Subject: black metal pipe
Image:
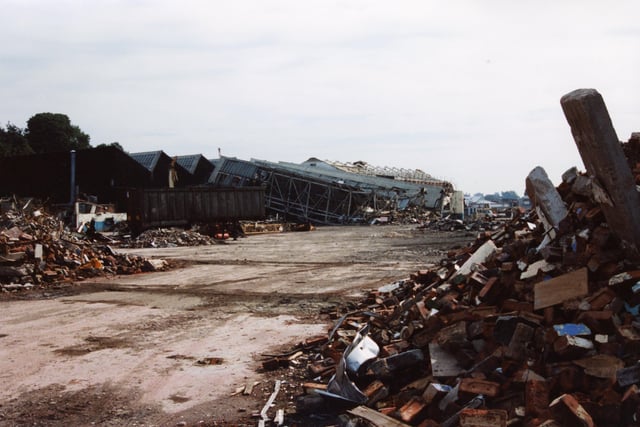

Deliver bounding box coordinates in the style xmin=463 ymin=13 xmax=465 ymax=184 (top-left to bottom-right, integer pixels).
xmin=70 ymin=150 xmax=76 ymax=204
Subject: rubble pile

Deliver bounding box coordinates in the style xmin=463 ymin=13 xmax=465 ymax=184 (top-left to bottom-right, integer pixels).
xmin=419 ymin=216 xmax=498 ymax=233
xmin=119 ymin=227 xmax=220 ymax=248
xmin=282 ymin=93 xmax=640 ymax=427
xmin=381 ymin=208 xmax=434 ymax=226
xmin=289 ymin=177 xmax=640 ymax=426
xmin=240 ymin=221 xmax=318 ymax=234
xmin=0 ymin=208 xmax=166 ymax=292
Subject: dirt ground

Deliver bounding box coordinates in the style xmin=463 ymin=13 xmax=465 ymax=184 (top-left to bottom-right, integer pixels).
xmin=0 ymin=225 xmax=473 ymax=426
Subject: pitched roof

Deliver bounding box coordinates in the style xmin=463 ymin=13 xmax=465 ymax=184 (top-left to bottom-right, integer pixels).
xmin=129 ymin=151 xmax=164 ymax=172
xmin=176 ymin=154 xmax=210 ymax=175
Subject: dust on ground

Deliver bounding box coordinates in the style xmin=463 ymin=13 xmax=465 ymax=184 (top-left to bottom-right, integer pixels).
xmin=0 ymin=225 xmax=473 ymax=426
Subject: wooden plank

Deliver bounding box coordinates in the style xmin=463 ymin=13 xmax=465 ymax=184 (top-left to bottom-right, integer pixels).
xmin=534 ymin=268 xmax=589 ymax=310
xmin=561 ymin=88 xmax=640 ymax=253
xmin=347 ymin=405 xmax=411 ymax=427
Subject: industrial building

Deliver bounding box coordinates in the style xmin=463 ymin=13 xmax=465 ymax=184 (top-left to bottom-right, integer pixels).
xmin=209 ymin=157 xmax=453 ymax=225
xmin=0 ymin=147 xmax=453 ymax=225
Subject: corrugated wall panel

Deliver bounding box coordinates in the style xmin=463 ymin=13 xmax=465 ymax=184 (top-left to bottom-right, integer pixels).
xmin=128 ymin=187 xmax=264 ymax=230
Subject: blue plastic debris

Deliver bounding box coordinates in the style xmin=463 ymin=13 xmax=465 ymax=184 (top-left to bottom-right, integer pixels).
xmin=553 ymin=323 xmax=591 ymax=336
xmin=625 ymin=302 xmax=640 ymax=316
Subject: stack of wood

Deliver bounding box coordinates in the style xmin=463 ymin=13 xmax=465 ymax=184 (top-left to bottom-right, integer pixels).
xmin=290 ymin=90 xmax=640 ymax=426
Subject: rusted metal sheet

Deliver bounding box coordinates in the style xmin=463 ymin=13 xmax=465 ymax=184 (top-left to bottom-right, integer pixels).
xmin=127 ymin=186 xmax=265 ymax=231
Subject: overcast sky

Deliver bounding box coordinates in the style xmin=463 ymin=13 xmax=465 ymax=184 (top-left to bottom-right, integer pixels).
xmin=1 ymin=1 xmax=638 ymax=195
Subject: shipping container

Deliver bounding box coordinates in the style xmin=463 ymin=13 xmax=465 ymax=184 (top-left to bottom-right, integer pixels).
xmin=126 ymin=186 xmax=265 ymax=232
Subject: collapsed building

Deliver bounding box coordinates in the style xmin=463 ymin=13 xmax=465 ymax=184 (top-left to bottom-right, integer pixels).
xmin=209 ymin=157 xmax=454 ymax=225
xmin=0 ymin=149 xmax=454 ymax=227
xmin=259 ymin=89 xmax=640 ymax=426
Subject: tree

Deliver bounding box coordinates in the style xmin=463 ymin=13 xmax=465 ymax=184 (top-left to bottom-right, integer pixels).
xmin=96 ymin=141 xmax=124 ymax=151
xmin=25 ymin=113 xmax=91 ymax=153
xmin=0 ymin=122 xmax=33 ymax=157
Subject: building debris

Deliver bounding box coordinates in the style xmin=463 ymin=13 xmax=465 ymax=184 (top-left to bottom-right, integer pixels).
xmin=0 ymin=204 xmax=168 ymax=292
xmin=75 ymin=200 xmax=127 ymax=233
xmin=118 ymin=227 xmax=221 ymax=248
xmin=209 ymin=157 xmax=453 ymax=225
xmin=259 ymin=380 xmax=282 ymax=427
xmin=288 ymin=171 xmax=640 ymax=424
xmin=271 ymin=90 xmax=640 ymax=426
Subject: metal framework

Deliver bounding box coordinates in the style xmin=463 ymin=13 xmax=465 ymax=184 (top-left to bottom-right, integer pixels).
xmin=325 ymin=159 xmax=454 ymax=191
xmin=208 ymin=157 xmax=453 ymax=225
xmin=264 ymin=170 xmax=372 ymax=224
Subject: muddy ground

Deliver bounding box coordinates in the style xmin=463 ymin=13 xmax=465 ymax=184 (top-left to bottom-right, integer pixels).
xmin=0 ymin=225 xmax=473 ymax=426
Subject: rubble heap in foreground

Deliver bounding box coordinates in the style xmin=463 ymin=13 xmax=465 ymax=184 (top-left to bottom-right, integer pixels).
xmin=286 ymin=90 xmax=640 ymax=426
xmin=0 ymin=207 xmax=167 ymax=292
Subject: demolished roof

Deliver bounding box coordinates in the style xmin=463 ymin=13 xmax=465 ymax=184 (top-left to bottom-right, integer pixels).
xmin=207 ymin=156 xmax=452 ymax=224
xmin=322 ymin=158 xmax=450 ymax=188
xmin=252 ymin=158 xmax=449 ymax=204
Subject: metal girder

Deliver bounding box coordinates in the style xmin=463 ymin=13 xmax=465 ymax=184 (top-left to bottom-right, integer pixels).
xmin=264 ymin=171 xmax=371 ymax=225
xmin=208 ymin=157 xmax=450 ymax=225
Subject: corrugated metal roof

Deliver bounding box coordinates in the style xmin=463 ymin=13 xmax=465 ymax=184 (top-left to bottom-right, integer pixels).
xmin=251 ymin=158 xmax=448 ymax=207
xmin=208 ymin=157 xmax=259 ymax=184
xmin=208 ymin=158 xmax=222 ymax=169
xmin=205 ymin=156 xmax=451 ymax=208
xmin=323 ymin=159 xmax=449 ymax=187
xmin=129 ymin=151 xmax=163 ymax=172
xmin=253 ymin=158 xmax=421 ymax=190
xmin=222 ymin=158 xmax=259 ymax=177
xmin=176 ymin=154 xmax=208 ymax=174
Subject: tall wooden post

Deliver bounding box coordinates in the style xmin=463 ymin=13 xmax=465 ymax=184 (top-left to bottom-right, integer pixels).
xmin=561 ymin=88 xmax=640 ymax=253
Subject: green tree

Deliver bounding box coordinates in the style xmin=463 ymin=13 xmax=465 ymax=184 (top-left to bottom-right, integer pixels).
xmin=0 ymin=122 xmax=33 ymax=157
xmin=26 ymin=113 xmax=91 ymax=153
xmin=96 ymin=141 xmax=124 ymax=151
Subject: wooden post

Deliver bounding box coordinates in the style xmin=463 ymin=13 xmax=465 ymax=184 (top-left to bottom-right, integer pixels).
xmin=561 ymin=88 xmax=640 ymax=254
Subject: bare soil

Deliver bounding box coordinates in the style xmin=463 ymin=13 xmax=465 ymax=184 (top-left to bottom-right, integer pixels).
xmin=0 ymin=225 xmax=473 ymax=426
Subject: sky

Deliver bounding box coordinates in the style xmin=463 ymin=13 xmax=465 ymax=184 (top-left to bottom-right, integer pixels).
xmin=1 ymin=1 xmax=638 ymax=195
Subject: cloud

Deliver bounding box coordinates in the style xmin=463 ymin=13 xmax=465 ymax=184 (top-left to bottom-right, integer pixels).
xmin=1 ymin=0 xmax=638 ymax=194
